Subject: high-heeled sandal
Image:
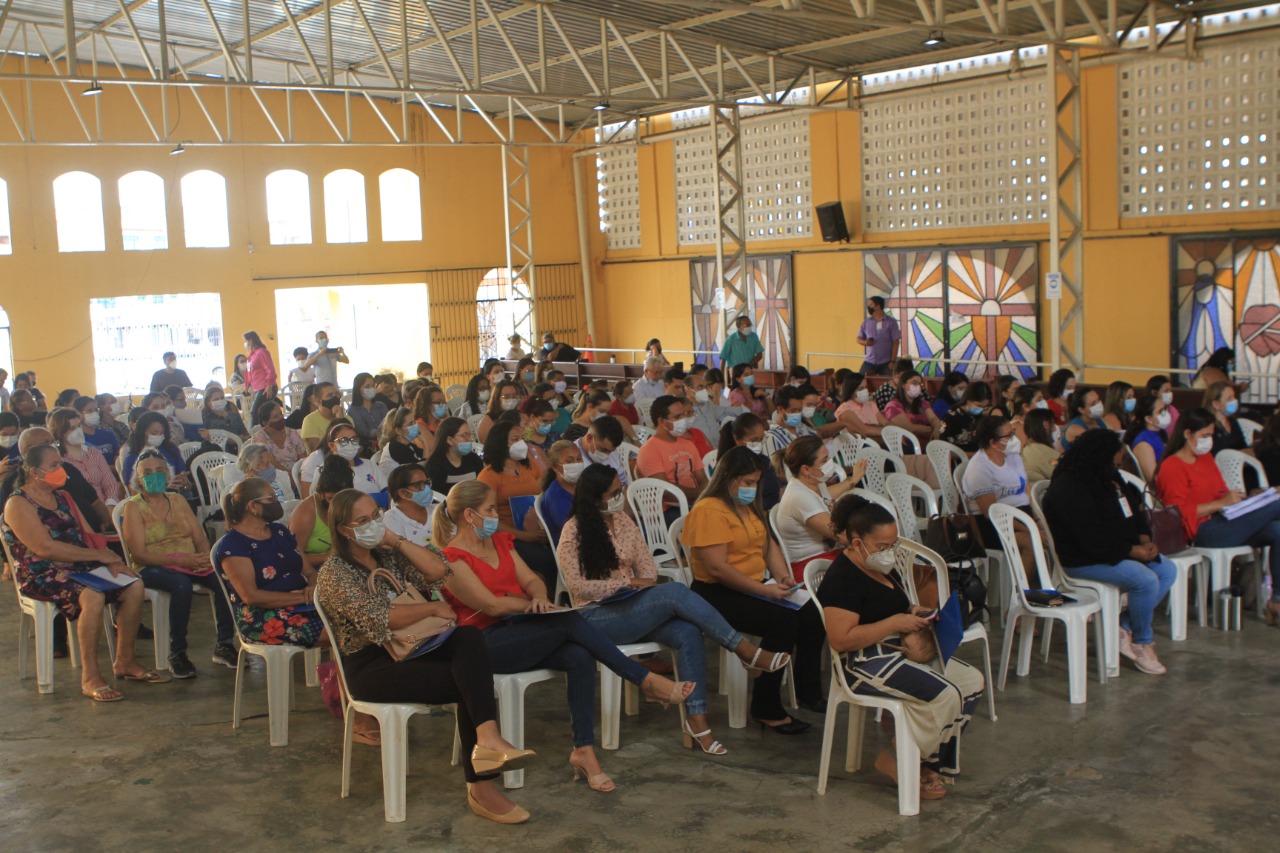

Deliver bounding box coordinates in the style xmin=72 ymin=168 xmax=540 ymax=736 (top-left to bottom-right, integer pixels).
xmin=568 ymin=754 xmax=616 ymax=793
xmin=645 ymin=679 xmax=693 ymax=710
xmin=742 ymin=647 xmax=791 ymax=675
xmin=682 ymin=722 xmax=727 ymax=755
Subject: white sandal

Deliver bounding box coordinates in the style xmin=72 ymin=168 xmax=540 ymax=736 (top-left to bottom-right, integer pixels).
xmin=742 ymin=647 xmax=790 ymax=675
xmin=682 ymin=722 xmax=727 ymax=755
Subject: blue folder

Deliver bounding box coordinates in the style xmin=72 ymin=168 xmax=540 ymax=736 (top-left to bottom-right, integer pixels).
xmin=509 ymin=496 xmax=536 ymax=531
xmin=403 ymin=627 xmax=456 ymax=660
xmin=934 ymin=592 xmax=965 ymax=666
xmin=69 ymin=571 xmax=138 ymax=594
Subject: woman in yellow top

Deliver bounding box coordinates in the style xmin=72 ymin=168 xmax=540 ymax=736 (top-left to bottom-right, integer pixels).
xmin=476 ymin=419 xmax=557 ymax=590
xmin=681 ymin=445 xmax=827 ymax=733
xmin=289 ymin=455 xmax=353 ymax=570
xmin=121 ymin=449 xmax=236 ymax=678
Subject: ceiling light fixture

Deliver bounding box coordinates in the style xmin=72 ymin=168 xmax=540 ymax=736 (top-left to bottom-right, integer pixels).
xmin=923 ymin=30 xmax=946 ymax=47
xmin=170 ymin=143 xmax=185 ymax=155
xmin=593 ymin=99 xmax=609 ymax=112
xmin=83 ymin=80 xmax=103 ymax=96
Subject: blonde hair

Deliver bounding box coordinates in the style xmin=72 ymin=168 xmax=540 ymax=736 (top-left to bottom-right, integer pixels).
xmin=431 ymin=479 xmax=491 ymax=548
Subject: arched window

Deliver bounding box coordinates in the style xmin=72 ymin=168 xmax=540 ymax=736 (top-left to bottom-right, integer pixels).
xmin=378 ymin=168 xmax=422 ymax=242
xmin=476 ymin=268 xmax=533 ymax=364
xmin=265 ymin=169 xmax=312 ymax=245
xmin=53 ymin=171 xmax=106 ymax=252
xmin=180 ymin=170 xmax=230 ymax=248
xmin=0 ymin=304 xmax=12 ymax=375
xmin=118 ymin=171 xmax=168 ymax=251
xmin=0 ymin=177 xmax=11 ymax=255
xmin=323 ymin=169 xmax=367 ymax=244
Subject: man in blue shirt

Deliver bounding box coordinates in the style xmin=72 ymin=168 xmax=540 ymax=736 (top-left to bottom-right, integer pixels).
xmin=857 ymin=296 xmax=901 ymax=375
xmin=720 ymin=315 xmax=764 ymax=368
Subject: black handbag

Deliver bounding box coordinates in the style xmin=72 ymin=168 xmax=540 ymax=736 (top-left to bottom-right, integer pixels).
xmin=924 ymin=511 xmax=987 ymax=564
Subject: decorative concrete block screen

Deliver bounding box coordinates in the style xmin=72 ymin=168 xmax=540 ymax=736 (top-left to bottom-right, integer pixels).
xmin=595 ymin=122 xmax=641 ymax=251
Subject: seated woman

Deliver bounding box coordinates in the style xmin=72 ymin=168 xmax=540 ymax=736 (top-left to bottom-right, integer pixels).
xmin=543 ymin=370 xmax=574 ymax=435
xmin=10 ymin=389 xmax=47 ymax=428
xmin=1156 ymin=407 xmax=1280 ymax=626
xmin=121 ymin=412 xmax=193 ymax=496
xmin=1191 ymin=346 xmax=1238 ymax=390
xmin=48 ymin=407 xmax=123 ymax=506
xmin=122 ymin=450 xmax=237 ymax=677
xmin=3 ymin=444 xmax=160 ymax=701
xmin=284 ymin=384 xmax=318 ymax=431
xmin=645 ymin=338 xmax=672 ymax=368
xmin=513 ymin=356 xmax=538 ymax=396
xmin=1043 ymin=429 xmax=1177 ymax=675
xmin=437 ymin=480 xmax=692 ymax=793
xmin=1045 ymin=368 xmax=1077 ymax=426
xmin=425 ymin=417 xmax=484 ymax=496
xmin=317 ymin=488 xmax=537 ymax=824
xmin=249 ymin=402 xmax=308 ymax=477
xmin=477 ymin=420 xmax=557 ymax=588
xmin=213 ymin=477 xmax=324 ymax=647
xmin=961 ymin=415 xmax=1034 ymax=575
xmin=1021 ymin=409 xmax=1061 ymax=485
xmin=222 ymin=443 xmax=290 ymax=501
xmin=816 ymin=494 xmax=984 ymax=798
xmin=201 ymin=385 xmax=249 ymax=439
xmin=990 ymin=375 xmax=1021 ymax=419
xmin=607 ymin=380 xmax=640 ymax=429
xmin=938 ymin=382 xmax=993 ymax=453
xmin=1063 ymin=386 xmax=1105 ymax=448
xmin=379 ymin=407 xmax=423 ymax=467
xmin=299 ymin=420 xmax=386 ymax=506
xmin=1124 ymin=394 xmax=1172 ymax=482
xmin=343 ymin=373 xmax=385 ymax=457
xmin=477 ymin=380 xmax=522 ymax=444
xmin=681 ymin=446 xmax=827 ymax=730
xmin=833 ymin=372 xmax=888 ymax=443
xmin=1203 ymin=381 xmax=1249 ymax=455
xmin=1146 ymin=375 xmax=1181 ymax=430
xmin=718 ymin=413 xmax=783 ymax=511
xmin=520 ymin=396 xmax=560 ymax=458
xmin=930 ymin=371 xmax=969 ymax=420
xmin=776 ymin=436 xmax=864 ymax=581
xmin=728 ymin=364 xmax=771 ymax=419
xmin=559 ymin=464 xmax=791 ymax=756
xmin=290 ymin=456 xmax=354 ymax=569
xmin=458 ymin=373 xmax=492 ymax=419
xmin=382 ymin=463 xmax=436 ymax=547
xmin=412 ymin=384 xmax=451 ymax=458
xmin=562 ymin=391 xmax=611 ymax=443
xmin=538 ymin=441 xmax=583 ymax=546
xmin=1100 ymin=381 xmax=1135 ymax=434
xmin=73 ymin=395 xmax=121 ymax=465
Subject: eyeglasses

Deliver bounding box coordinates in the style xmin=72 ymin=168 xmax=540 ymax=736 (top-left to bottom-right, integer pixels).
xmin=333 ymin=437 xmax=360 ymax=447
xmin=351 ymin=508 xmax=385 ymax=526
xmin=406 ymin=481 xmax=428 ymax=492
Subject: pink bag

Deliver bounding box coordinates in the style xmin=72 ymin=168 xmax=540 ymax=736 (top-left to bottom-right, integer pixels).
xmin=316 ymin=660 xmax=343 ymax=719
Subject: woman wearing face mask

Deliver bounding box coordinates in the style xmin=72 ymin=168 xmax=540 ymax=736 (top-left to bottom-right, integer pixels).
xmin=931 ymin=371 xmax=970 ymax=420
xmin=291 ymin=456 xmax=355 ymax=569
xmin=10 ymin=390 xmax=46 ymax=428
xmin=121 ymin=412 xmax=192 ymax=494
xmin=990 ymin=375 xmax=1021 ymax=419
xmin=348 ymin=373 xmax=388 ymax=456
xmin=299 ymin=421 xmax=387 ymax=506
xmin=229 ymin=354 xmax=250 ymax=395
xmin=1101 ymin=381 xmax=1136 ymax=433
xmin=317 ymin=488 xmax=537 ymax=824
xmin=513 ymin=357 xmax=538 ymax=395
xmin=93 ymin=393 xmax=133 ymax=446
xmin=410 ymin=384 xmax=452 ymax=459
xmin=477 ymin=420 xmax=557 ymax=589
xmin=607 ymin=379 xmax=640 ymax=427
xmin=1124 ymin=394 xmax=1173 ymax=482
xmin=834 ymin=372 xmax=888 ymax=443
xmin=519 ymin=397 xmax=560 ymax=461
xmin=938 ymin=382 xmax=993 ymax=453
xmin=816 ymin=494 xmax=985 ymax=798
xmin=381 ymin=463 xmax=438 ymax=547
xmin=200 ymin=385 xmax=249 ymax=439
xmin=538 ymin=441 xmax=584 ymax=545
xmin=72 ymin=396 xmax=121 ymax=465
xmin=883 ymin=371 xmax=940 ymax=444
xmin=562 ymin=390 xmax=612 ymax=443
xmin=682 ymin=446 xmax=827 ymax=728
xmin=560 ymin=464 xmax=788 ymax=756
xmin=122 ymin=450 xmax=237 ymax=678
xmin=222 ymin=444 xmax=289 ymax=503
xmin=962 ymin=416 xmax=1035 ymax=578
xmin=1146 ymin=375 xmax=1181 ymax=430
xmin=1045 ymin=368 xmax=1078 ymax=426
xmin=48 ymin=407 xmax=123 ymax=505
xmin=460 ymin=373 xmax=492 ymax=419
xmin=645 ymin=338 xmax=672 ymax=368
xmin=214 ymin=478 xmax=325 ymax=647
xmin=478 ymin=380 xmax=522 ymax=444
xmin=728 ymin=363 xmax=772 ymax=418
xmin=718 ymin=413 xmax=784 ymax=511
xmin=1063 ymin=386 xmax=1105 ymax=448
xmin=482 ymin=359 xmax=507 ymax=389
xmin=249 ymin=402 xmax=307 ymax=476
xmin=543 ymin=371 xmax=574 ymax=434
xmin=241 ymin=331 xmax=278 ymax=429
xmin=1157 ymin=407 xmax=1280 ymax=627
xmin=1021 ymin=409 xmax=1062 ymax=484
xmin=425 ymin=417 xmax=484 ymax=496
xmin=0 ymin=412 xmax=20 ymax=475
xmin=775 ymin=436 xmax=866 ymax=582
xmin=379 ymin=407 xmax=423 ymax=466
xmin=1204 ymin=381 xmax=1249 ymax=456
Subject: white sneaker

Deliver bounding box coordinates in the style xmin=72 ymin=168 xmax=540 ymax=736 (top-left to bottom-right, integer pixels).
xmin=1131 ymin=644 xmax=1167 ymax=675
xmin=1118 ymin=627 xmax=1136 ymax=662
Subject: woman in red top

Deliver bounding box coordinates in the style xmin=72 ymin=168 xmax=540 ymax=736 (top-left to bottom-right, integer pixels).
xmin=607 ymin=379 xmax=639 ymax=425
xmin=435 ymin=480 xmax=693 ymax=793
xmin=1045 ymin=368 xmax=1077 ymax=426
xmin=1155 ymin=407 xmax=1280 ymax=625
xmin=242 ymin=330 xmax=278 ymax=429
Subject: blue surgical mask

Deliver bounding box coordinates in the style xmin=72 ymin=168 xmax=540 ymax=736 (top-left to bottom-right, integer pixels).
xmin=1123 ymin=398 xmax=1136 ymax=413
xmin=406 ymin=424 xmax=420 ymax=441
xmin=966 ymin=405 xmax=984 ymax=416
xmin=410 ymin=487 xmax=434 ymax=508
xmin=1225 ymin=400 xmax=1239 ymax=416
xmin=474 ymin=514 xmax=500 ymax=539
xmin=784 ymin=412 xmax=803 ymax=428
xmin=432 ymin=403 xmax=449 ymax=419
xmin=456 ymin=441 xmax=473 ymax=455
xmin=537 ymin=423 xmax=553 ymax=436
xmin=741 ymin=375 xmax=756 ymax=387
xmin=522 ymin=370 xmax=535 ymax=382
xmin=735 ymin=486 xmax=757 ymax=505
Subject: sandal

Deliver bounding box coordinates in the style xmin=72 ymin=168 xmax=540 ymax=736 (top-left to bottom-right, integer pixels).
xmin=920 ymin=770 xmax=947 ymax=800
xmin=352 ymin=729 xmax=381 ymax=747
xmin=569 ymin=754 xmax=616 ymax=793
xmin=82 ymin=684 xmax=124 ymax=703
xmin=682 ymin=723 xmax=727 ymax=755
xmin=115 ymin=669 xmax=172 ymax=684
xmin=742 ymin=647 xmax=791 ymax=675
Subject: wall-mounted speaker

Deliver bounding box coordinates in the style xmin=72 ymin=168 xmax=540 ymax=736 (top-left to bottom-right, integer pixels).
xmin=815 ymin=202 xmax=850 ymax=243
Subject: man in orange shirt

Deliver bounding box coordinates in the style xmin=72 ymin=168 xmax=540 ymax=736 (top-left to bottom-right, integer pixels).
xmin=636 ymin=395 xmax=708 ymax=525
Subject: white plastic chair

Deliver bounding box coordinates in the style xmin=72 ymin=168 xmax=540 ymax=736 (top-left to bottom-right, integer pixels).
xmin=313 ymin=595 xmax=441 ymax=822
xmin=952 ymin=455 xmax=1008 ymax=624
xmin=494 ymin=668 xmax=558 ymax=789
xmin=531 ymin=493 xmax=569 ymax=604
xmin=1238 ymin=417 xmax=1263 ymax=447
xmin=210 ymin=548 xmax=322 ymax=747
xmin=702 ymin=450 xmax=718 ymax=478
xmin=1117 ymin=469 xmax=1201 ymax=640
xmin=988 ymin=505 xmax=1106 ymax=704
xmin=291 ymin=458 xmax=306 ymax=495
xmin=178 ymin=441 xmax=202 ymax=462
xmin=110 ymin=501 xmax=179 ymax=670
xmin=635 ymin=397 xmax=655 ymax=428
xmin=465 ymin=413 xmax=486 ymax=434
xmin=880 ymin=425 xmax=922 ymax=461
xmin=2 ymin=529 xmax=91 ymax=693
xmin=852 ymin=446 xmax=896 ymax=497
xmin=626 ymin=478 xmax=691 ymax=585
xmin=885 ymin=472 xmax=937 ymax=541
xmin=1217 ymin=448 xmax=1270 ymax=492
xmin=926 ymin=440 xmax=966 ymax=514
xmin=281 ymin=499 xmax=303 ymax=525
xmin=445 ymin=384 xmax=466 ymax=400
xmin=207 ymin=429 xmax=242 ymax=454
xmin=831 ymin=431 xmax=871 ymax=473
xmin=804 ymin=558 xmax=922 ymax=816
xmin=191 ymin=452 xmax=237 ymax=518
xmin=632 ymin=424 xmax=655 ymax=445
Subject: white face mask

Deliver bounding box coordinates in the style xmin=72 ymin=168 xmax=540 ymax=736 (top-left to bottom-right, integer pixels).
xmin=1161 ymin=391 xmax=1174 ymax=406
xmin=623 ymin=395 xmax=637 ymax=406
xmin=1034 ymin=400 xmax=1049 ymax=410
xmin=65 ymin=428 xmax=85 ymax=446
xmin=905 ymin=384 xmax=922 ymax=400
xmin=478 ymin=390 xmax=491 ymax=403
xmin=802 ymin=406 xmax=817 ymax=419
xmin=1063 ymin=386 xmax=1076 ymax=401
xmin=1051 ymin=427 xmax=1062 ymax=447
xmin=694 ymin=389 xmax=711 ymax=405
xmin=509 ymin=440 xmax=529 ymax=461
xmin=146 ymin=433 xmax=165 ymax=448
xmin=603 ymin=493 xmax=626 ymax=515
xmin=589 ymin=448 xmax=611 ymax=464
xmin=0 ymin=435 xmax=16 ymax=449
xmin=854 ymin=389 xmax=870 ymax=403
xmin=351 ymin=518 xmax=385 ymax=549
xmin=296 ymin=358 xmax=307 ymax=368
xmin=336 ymin=442 xmax=361 ymax=460
xmin=1003 ymin=435 xmax=1022 ymax=455
xmin=83 ymin=412 xmax=101 ymax=427
xmin=670 ymin=417 xmax=690 ymax=437
xmin=746 ymin=440 xmax=765 ymax=455
xmin=860 ymin=543 xmax=896 ymax=574
xmin=1155 ymin=411 xmax=1173 ymax=429
xmin=1087 ymin=402 xmax=1104 ymax=419
xmin=361 ymin=388 xmax=376 ymax=400
xmin=211 ymin=399 xmax=228 ymax=412
xmin=554 ymin=381 xmax=568 ymax=394
xmin=1193 ymin=436 xmax=1214 ymax=456
xmin=501 ymin=398 xmax=520 ymax=411
xmin=561 ymin=462 xmax=585 ymax=483
xmin=820 ymin=459 xmax=838 ymax=480
xmin=162 ymin=405 xmax=175 ymax=418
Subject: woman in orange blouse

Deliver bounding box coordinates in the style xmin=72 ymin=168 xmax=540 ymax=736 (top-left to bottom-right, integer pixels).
xmin=477 ymin=419 xmax=557 ymax=588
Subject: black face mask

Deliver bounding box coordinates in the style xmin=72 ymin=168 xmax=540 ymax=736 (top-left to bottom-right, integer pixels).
xmin=867 ymin=306 xmax=876 ymax=315
xmin=322 ymin=396 xmax=341 ymax=409
xmin=258 ymin=501 xmax=284 ymax=523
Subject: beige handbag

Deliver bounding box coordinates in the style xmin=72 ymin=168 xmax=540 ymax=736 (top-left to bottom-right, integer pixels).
xmin=368 ymin=567 xmax=455 ymax=661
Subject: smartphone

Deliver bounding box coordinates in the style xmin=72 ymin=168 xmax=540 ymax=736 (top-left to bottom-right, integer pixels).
xmin=917 ymin=608 xmax=937 ymax=620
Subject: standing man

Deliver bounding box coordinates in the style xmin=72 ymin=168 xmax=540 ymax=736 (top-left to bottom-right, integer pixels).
xmin=720 ymin=315 xmax=764 ymax=369
xmin=150 ymin=352 xmax=193 ymax=393
xmin=857 ymin=296 xmax=901 ymax=376
xmin=304 ymin=330 xmax=348 ymax=387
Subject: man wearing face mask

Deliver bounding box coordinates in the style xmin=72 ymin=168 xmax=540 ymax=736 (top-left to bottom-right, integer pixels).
xmin=763 ymin=386 xmax=817 ymax=458
xmin=720 ymin=315 xmax=764 ymax=369
xmin=287 ymin=346 xmax=316 ymax=409
xmin=305 ymin=330 xmax=349 ymax=387
xmin=301 ymin=382 xmax=345 ymax=453
xmin=856 ymin=296 xmax=901 ymax=376
xmin=574 ymin=416 xmax=630 ymax=489
xmin=686 ymin=369 xmax=744 ymax=444
xmin=636 ymin=396 xmax=708 ymax=525
xmin=150 ymin=351 xmax=193 ymax=394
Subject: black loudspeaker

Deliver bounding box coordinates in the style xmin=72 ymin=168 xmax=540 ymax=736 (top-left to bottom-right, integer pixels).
xmin=814 ymin=201 xmax=850 ymax=243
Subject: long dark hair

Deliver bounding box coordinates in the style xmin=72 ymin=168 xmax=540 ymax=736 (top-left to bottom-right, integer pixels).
xmin=1024 ymin=409 xmax=1056 ymax=448
xmin=352 ymin=372 xmax=376 ymax=407
xmin=464 ymin=373 xmax=489 ymax=414
xmin=243 ymin=330 xmax=266 ymax=351
xmin=128 ymin=411 xmax=178 ymax=457
xmin=1052 ymin=427 xmax=1122 ymax=487
xmin=486 ymin=380 xmax=521 ymax=417
xmin=893 ymin=371 xmax=927 ymax=415
xmin=701 ymin=445 xmax=768 ymax=524
xmin=296 ymin=383 xmax=319 ymax=418
xmin=1162 ymin=406 xmax=1216 ymax=461
xmin=1123 ymin=393 xmax=1164 ymax=448
xmin=426 ymin=417 xmax=468 ymax=467
xmin=1047 ymin=368 xmax=1075 ymax=399
xmin=1257 ymin=410 xmax=1280 ymax=455
xmin=314 ymin=454 xmax=356 ymax=519
xmin=482 ymin=420 xmax=524 ymax=472
xmin=571 ymin=463 xmax=621 ymax=580
xmin=839 ymin=371 xmax=866 ymax=403
xmin=718 ymin=411 xmax=766 ymax=458
xmin=830 ymin=492 xmax=895 ymax=541
xmin=321 ymin=418 xmax=358 ymax=460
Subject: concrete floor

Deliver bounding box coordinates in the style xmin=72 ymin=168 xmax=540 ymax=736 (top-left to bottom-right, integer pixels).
xmin=1 ymin=587 xmax=1277 ymax=853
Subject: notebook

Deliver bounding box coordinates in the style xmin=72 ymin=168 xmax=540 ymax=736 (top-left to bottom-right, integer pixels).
xmin=509 ymin=496 xmax=537 ymax=532
xmin=69 ymin=566 xmax=140 ymax=593
xmin=402 ymin=626 xmax=455 ymax=660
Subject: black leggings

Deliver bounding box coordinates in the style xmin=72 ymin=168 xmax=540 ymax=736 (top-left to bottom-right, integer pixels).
xmin=344 ymin=626 xmax=499 ymax=783
xmin=691 ymin=581 xmax=826 ymax=719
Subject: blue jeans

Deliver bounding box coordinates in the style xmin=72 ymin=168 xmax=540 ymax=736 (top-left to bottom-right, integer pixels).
xmin=581 ymin=583 xmax=743 ymax=717
xmin=482 ymin=611 xmax=651 ymax=747
xmin=1195 ymin=501 xmax=1280 ymax=602
xmin=138 ymin=566 xmax=235 ymax=656
xmin=1063 ymin=556 xmax=1177 ymax=645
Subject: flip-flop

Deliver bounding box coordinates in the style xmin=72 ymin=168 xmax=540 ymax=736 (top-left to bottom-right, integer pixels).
xmin=82 ymin=684 xmax=124 ymax=702
xmin=116 ymin=669 xmax=172 ymax=684
xmin=352 ymin=729 xmax=381 ymax=747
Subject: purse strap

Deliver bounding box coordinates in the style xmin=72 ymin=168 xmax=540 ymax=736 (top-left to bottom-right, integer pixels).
xmin=366 ymin=565 xmax=405 ymax=596
xmin=57 ymin=489 xmax=99 ymax=543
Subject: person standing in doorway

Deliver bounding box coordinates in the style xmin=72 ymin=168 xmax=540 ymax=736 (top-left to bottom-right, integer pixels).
xmin=304 ymin=330 xmax=349 ymax=388
xmin=856 ymin=296 xmax=901 ymax=376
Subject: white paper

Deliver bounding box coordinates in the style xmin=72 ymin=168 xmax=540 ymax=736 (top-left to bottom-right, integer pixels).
xmin=87 ymin=565 xmax=139 ymax=588
xmin=1221 ymin=488 xmax=1280 ymax=521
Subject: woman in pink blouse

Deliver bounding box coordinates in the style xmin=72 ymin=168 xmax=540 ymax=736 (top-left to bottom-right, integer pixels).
xmin=242 ymin=330 xmax=278 ymax=430
xmin=48 ymin=407 xmax=123 ymax=504
xmin=248 ymin=401 xmax=308 ymax=474
xmin=882 ymin=370 xmax=939 ymax=444
xmin=833 ymin=372 xmax=887 ymax=443
xmin=557 ymin=464 xmax=790 ymax=757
